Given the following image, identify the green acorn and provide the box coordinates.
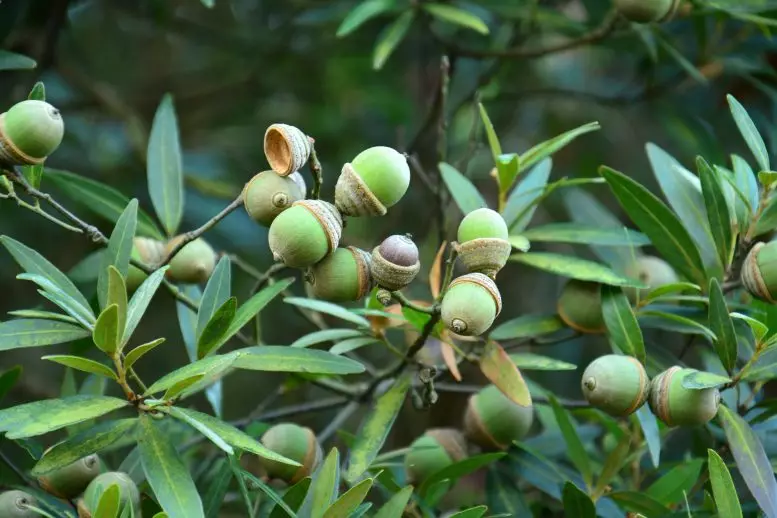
[371,234,421,292]
[614,0,679,23]
[264,124,311,176]
[441,273,502,336]
[648,367,721,427]
[258,423,322,484]
[581,355,649,417]
[335,146,411,216]
[37,453,101,499]
[404,428,468,485]
[0,490,38,518]
[741,241,777,303]
[268,199,343,268]
[557,280,605,333]
[77,472,141,518]
[0,100,64,166]
[243,170,306,227]
[126,237,166,291]
[307,246,373,302]
[624,255,679,302]
[164,236,217,284]
[464,385,533,450]
[456,208,511,278]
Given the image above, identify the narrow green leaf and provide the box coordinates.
[707,277,738,372]
[502,158,552,231]
[510,252,647,288]
[519,121,600,174]
[203,459,231,518]
[422,3,489,34]
[731,312,768,342]
[486,468,530,516]
[699,157,734,268]
[310,448,340,518]
[0,50,36,70]
[337,0,396,37]
[480,341,531,407]
[594,434,631,496]
[447,507,487,518]
[329,337,379,355]
[284,297,370,327]
[147,94,184,236]
[167,407,233,455]
[562,482,596,518]
[22,163,43,190]
[655,33,707,83]
[743,345,777,381]
[636,406,661,468]
[638,310,717,341]
[98,200,138,310]
[509,353,576,371]
[197,297,237,359]
[600,166,707,287]
[0,319,90,351]
[490,314,564,341]
[732,154,759,226]
[522,223,650,247]
[7,310,77,325]
[372,11,414,70]
[235,346,365,375]
[323,478,373,518]
[269,477,310,518]
[18,273,95,327]
[163,374,205,401]
[42,355,117,380]
[419,453,505,496]
[601,285,646,364]
[549,397,592,488]
[242,470,297,518]
[646,459,704,505]
[124,266,169,344]
[609,491,670,515]
[107,266,127,341]
[508,234,530,251]
[728,94,770,172]
[346,374,411,483]
[124,338,166,370]
[708,449,743,518]
[640,282,702,304]
[477,101,501,161]
[196,256,231,342]
[439,162,488,216]
[144,352,239,395]
[373,485,413,518]
[138,414,205,518]
[94,483,121,518]
[93,304,120,354]
[291,328,364,348]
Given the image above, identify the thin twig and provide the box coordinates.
[308,139,323,200]
[234,396,349,426]
[391,291,435,314]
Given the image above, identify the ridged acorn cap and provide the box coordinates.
[308,246,373,302]
[404,428,467,484]
[581,355,649,417]
[370,234,420,291]
[614,0,678,23]
[557,280,605,334]
[0,490,38,518]
[0,100,64,165]
[244,170,306,227]
[38,453,101,499]
[464,385,533,450]
[648,367,721,427]
[264,124,311,176]
[80,472,140,517]
[126,237,166,291]
[335,146,410,216]
[624,255,679,302]
[259,423,323,484]
[742,242,777,303]
[268,199,343,268]
[165,236,217,284]
[441,273,502,336]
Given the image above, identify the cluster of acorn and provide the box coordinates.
[0,454,139,517]
[581,354,721,427]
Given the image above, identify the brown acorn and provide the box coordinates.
[0,490,39,518]
[37,453,101,499]
[404,428,468,485]
[464,385,533,450]
[307,246,373,302]
[371,234,420,291]
[258,423,323,484]
[648,367,721,427]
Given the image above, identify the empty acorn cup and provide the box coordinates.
[335,146,411,217]
[264,123,311,176]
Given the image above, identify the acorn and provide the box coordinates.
[335,146,411,217]
[258,423,323,485]
[404,428,468,485]
[268,200,342,268]
[581,355,649,417]
[441,273,502,336]
[164,236,217,284]
[77,472,141,518]
[126,237,166,291]
[37,453,101,499]
[741,241,777,303]
[464,385,533,450]
[0,490,38,518]
[557,280,605,334]
[307,246,373,302]
[648,367,721,427]
[243,170,306,227]
[371,234,420,292]
[0,100,64,166]
[614,0,679,23]
[624,255,679,303]
[456,208,511,278]
[264,124,311,176]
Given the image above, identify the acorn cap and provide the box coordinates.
[371,235,421,291]
[264,124,311,176]
[126,237,166,291]
[648,367,721,427]
[464,385,533,450]
[0,100,64,165]
[557,280,605,334]
[580,355,649,417]
[81,472,141,517]
[624,255,679,303]
[404,428,467,484]
[457,238,511,279]
[457,208,508,243]
[165,236,217,284]
[613,0,677,23]
[742,242,777,303]
[268,200,343,268]
[259,423,323,484]
[0,490,38,518]
[37,453,101,499]
[335,163,387,217]
[441,273,501,336]
[335,146,410,216]
[308,246,373,302]
[243,170,305,227]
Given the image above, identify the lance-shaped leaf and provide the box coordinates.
[562,482,596,518]
[728,94,770,173]
[18,273,95,327]
[486,468,531,516]
[285,297,370,327]
[681,370,731,390]
[636,406,661,468]
[144,352,239,396]
[520,122,600,175]
[306,448,340,518]
[549,397,592,488]
[503,158,552,231]
[147,94,184,236]
[291,328,365,349]
[522,223,650,247]
[323,477,374,518]
[268,477,311,518]
[490,314,564,341]
[708,449,743,518]
[106,266,128,341]
[235,346,365,375]
[124,266,168,344]
[439,162,488,216]
[645,458,704,505]
[196,256,231,342]
[0,50,36,70]
[422,3,488,34]
[93,304,120,354]
[510,252,646,288]
[708,278,738,372]
[699,157,734,269]
[98,200,138,309]
[480,341,531,407]
[336,0,397,37]
[0,319,90,351]
[419,453,505,497]
[124,338,166,370]
[42,355,117,380]
[197,297,237,359]
[372,11,414,70]
[94,484,121,517]
[601,285,645,364]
